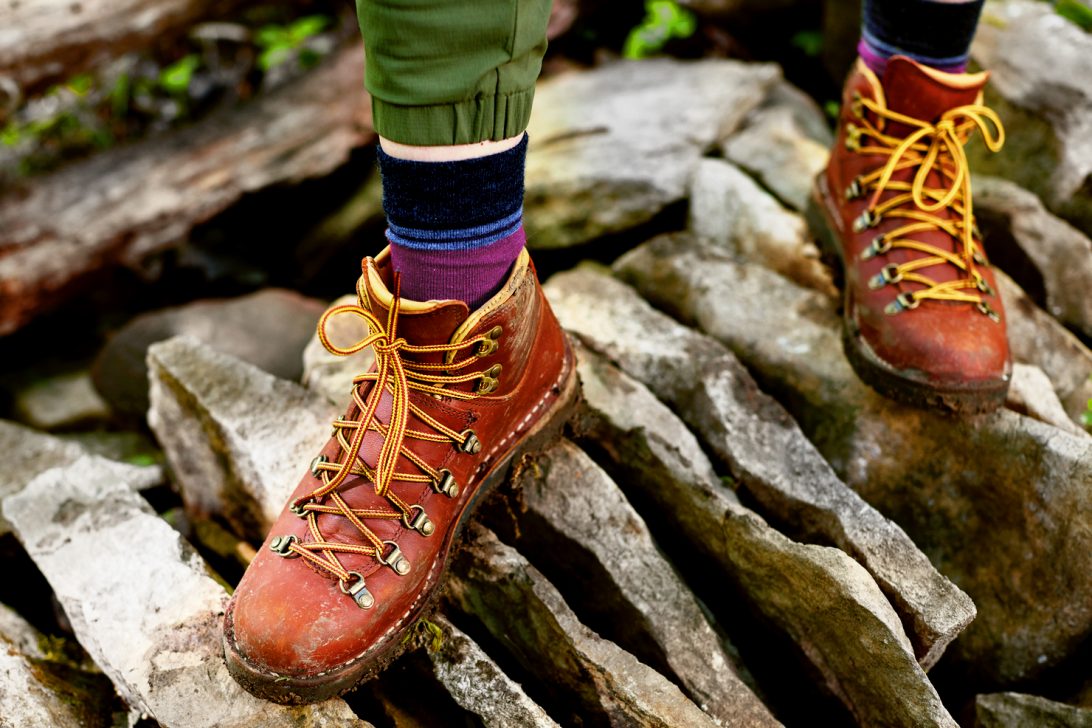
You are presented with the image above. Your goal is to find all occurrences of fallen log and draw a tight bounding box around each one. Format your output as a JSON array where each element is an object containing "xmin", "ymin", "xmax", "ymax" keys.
[{"xmin": 0, "ymin": 44, "xmax": 373, "ymax": 335}]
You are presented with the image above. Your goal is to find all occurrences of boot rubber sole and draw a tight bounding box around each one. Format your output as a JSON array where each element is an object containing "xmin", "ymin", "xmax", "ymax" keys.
[
  {"xmin": 222, "ymin": 335, "xmax": 582, "ymax": 704},
  {"xmin": 806, "ymin": 173, "xmax": 1008, "ymax": 415}
]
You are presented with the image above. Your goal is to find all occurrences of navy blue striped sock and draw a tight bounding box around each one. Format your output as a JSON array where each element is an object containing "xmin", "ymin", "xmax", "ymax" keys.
[
  {"xmin": 860, "ymin": 0, "xmax": 985, "ymax": 75},
  {"xmin": 376, "ymin": 136, "xmax": 527, "ymax": 309}
]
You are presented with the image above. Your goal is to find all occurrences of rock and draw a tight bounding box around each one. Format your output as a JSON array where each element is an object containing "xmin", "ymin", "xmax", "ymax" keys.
[
  {"xmin": 760, "ymin": 80, "xmax": 835, "ymax": 149},
  {"xmin": 720, "ymin": 507, "xmax": 957, "ymax": 727},
  {"xmin": 0, "ymin": 603, "xmax": 110, "ymax": 728},
  {"xmin": 447, "ymin": 524, "xmax": 721, "ymax": 728},
  {"xmin": 95, "ymin": 289, "xmax": 327, "ymax": 417},
  {"xmin": 720, "ymin": 105, "xmax": 831, "ymax": 212},
  {"xmin": 614, "ymin": 233, "xmax": 1092, "ymax": 684},
  {"xmin": 0, "ymin": 419, "xmax": 162, "ymax": 536},
  {"xmin": 995, "ymin": 269, "xmax": 1092, "ymax": 424},
  {"xmin": 0, "ymin": 46, "xmax": 373, "ymax": 335},
  {"xmin": 505, "ymin": 439, "xmax": 778, "ymax": 727},
  {"xmin": 573, "ymin": 348, "xmax": 960, "ymax": 726},
  {"xmin": 546, "ymin": 265, "xmax": 974, "ymax": 669},
  {"xmin": 424, "ymin": 615, "xmax": 560, "ymax": 728},
  {"xmin": 147, "ymin": 336, "xmax": 337, "ymax": 539},
  {"xmin": 688, "ymin": 158, "xmax": 834, "ymax": 294},
  {"xmin": 302, "ymin": 294, "xmax": 375, "ymax": 405},
  {"xmin": 974, "ymin": 175, "xmax": 1092, "ymax": 339},
  {"xmin": 13, "ymin": 371, "xmax": 112, "ymax": 430},
  {"xmin": 1, "ymin": 458, "xmax": 367, "ymax": 727},
  {"xmin": 525, "ymin": 58, "xmax": 780, "ymax": 249},
  {"xmin": 1006, "ymin": 363, "xmax": 1087, "ymax": 437},
  {"xmin": 976, "ymin": 692, "xmax": 1092, "ymax": 728},
  {"xmin": 971, "ymin": 1, "xmax": 1092, "ymax": 235}
]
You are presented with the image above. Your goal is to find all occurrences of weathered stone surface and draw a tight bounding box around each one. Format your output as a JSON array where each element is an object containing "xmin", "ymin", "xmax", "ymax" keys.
[
  {"xmin": 760, "ymin": 80, "xmax": 835, "ymax": 149},
  {"xmin": 147, "ymin": 336, "xmax": 336, "ymax": 539},
  {"xmin": 971, "ymin": 1, "xmax": 1092, "ymax": 234},
  {"xmin": 994, "ymin": 269, "xmax": 1092, "ymax": 423},
  {"xmin": 0, "ymin": 46, "xmax": 373, "ymax": 335},
  {"xmin": 975, "ymin": 175, "xmax": 1092, "ymax": 339},
  {"xmin": 0, "ymin": 603, "xmax": 105, "ymax": 728},
  {"xmin": 976, "ymin": 692, "xmax": 1092, "ymax": 728},
  {"xmin": 614, "ymin": 233, "xmax": 1092, "ymax": 683},
  {"xmin": 507, "ymin": 439, "xmax": 778, "ymax": 727},
  {"xmin": 1006, "ymin": 363, "xmax": 1086, "ymax": 437},
  {"xmin": 302, "ymin": 294, "xmax": 375, "ymax": 405},
  {"xmin": 525, "ymin": 58, "xmax": 779, "ymax": 249},
  {"xmin": 425, "ymin": 615, "xmax": 560, "ymax": 728},
  {"xmin": 448, "ymin": 524, "xmax": 720, "ymax": 728},
  {"xmin": 95, "ymin": 289, "xmax": 327, "ymax": 417},
  {"xmin": 571, "ymin": 349, "xmax": 963, "ymax": 727},
  {"xmin": 2, "ymin": 458, "xmax": 366, "ymax": 727},
  {"xmin": 689, "ymin": 158, "xmax": 833, "ymax": 295},
  {"xmin": 13, "ymin": 370, "xmax": 111, "ymax": 430},
  {"xmin": 546, "ymin": 265, "xmax": 973, "ymax": 669},
  {"xmin": 0, "ymin": 419, "xmax": 161, "ymax": 536},
  {"xmin": 721, "ymin": 105, "xmax": 831, "ymax": 212},
  {"xmin": 720, "ymin": 507, "xmax": 956, "ymax": 727}
]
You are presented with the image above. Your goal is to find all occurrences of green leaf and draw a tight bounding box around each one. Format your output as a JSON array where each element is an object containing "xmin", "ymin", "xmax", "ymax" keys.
[
  {"xmin": 160, "ymin": 54, "xmax": 200, "ymax": 95},
  {"xmin": 254, "ymin": 24, "xmax": 289, "ymax": 49},
  {"xmin": 288, "ymin": 15, "xmax": 329, "ymax": 44},
  {"xmin": 1055, "ymin": 0, "xmax": 1092, "ymax": 31},
  {"xmin": 66, "ymin": 74, "xmax": 94, "ymax": 96},
  {"xmin": 791, "ymin": 29, "xmax": 823, "ymax": 57},
  {"xmin": 623, "ymin": 0, "xmax": 697, "ymax": 59},
  {"xmin": 0, "ymin": 122, "xmax": 22, "ymax": 147},
  {"xmin": 259, "ymin": 45, "xmax": 291, "ymax": 72},
  {"xmin": 110, "ymin": 73, "xmax": 131, "ymax": 117}
]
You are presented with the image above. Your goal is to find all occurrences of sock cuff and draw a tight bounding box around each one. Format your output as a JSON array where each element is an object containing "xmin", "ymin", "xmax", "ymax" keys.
[
  {"xmin": 861, "ymin": 0, "xmax": 984, "ymax": 68},
  {"xmin": 376, "ymin": 135, "xmax": 527, "ymax": 231}
]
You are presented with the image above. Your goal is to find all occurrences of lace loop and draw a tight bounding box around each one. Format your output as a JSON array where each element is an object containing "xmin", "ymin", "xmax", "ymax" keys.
[{"xmin": 849, "ymin": 93, "xmax": 1005, "ymax": 316}]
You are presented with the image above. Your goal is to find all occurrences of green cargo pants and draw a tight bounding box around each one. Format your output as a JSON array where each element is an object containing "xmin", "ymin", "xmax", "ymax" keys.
[{"xmin": 356, "ymin": 0, "xmax": 552, "ymax": 146}]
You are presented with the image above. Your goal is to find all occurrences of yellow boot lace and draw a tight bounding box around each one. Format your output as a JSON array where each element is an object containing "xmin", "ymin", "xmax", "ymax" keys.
[
  {"xmin": 842, "ymin": 91, "xmax": 1005, "ymax": 319},
  {"xmin": 267, "ymin": 274, "xmax": 503, "ymax": 609}
]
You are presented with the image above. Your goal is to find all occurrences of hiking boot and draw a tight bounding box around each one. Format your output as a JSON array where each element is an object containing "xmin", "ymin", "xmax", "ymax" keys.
[
  {"xmin": 222, "ymin": 246, "xmax": 579, "ymax": 704},
  {"xmin": 808, "ymin": 55, "xmax": 1011, "ymax": 413}
]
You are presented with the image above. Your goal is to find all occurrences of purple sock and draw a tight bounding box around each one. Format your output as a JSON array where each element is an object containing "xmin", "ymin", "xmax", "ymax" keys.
[
  {"xmin": 377, "ymin": 135, "xmax": 527, "ymax": 310},
  {"xmin": 859, "ymin": 0, "xmax": 984, "ymax": 76}
]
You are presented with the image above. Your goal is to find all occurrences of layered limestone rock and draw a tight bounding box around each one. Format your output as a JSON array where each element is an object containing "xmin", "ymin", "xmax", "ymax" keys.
[
  {"xmin": 525, "ymin": 58, "xmax": 780, "ymax": 249},
  {"xmin": 545, "ymin": 266, "xmax": 975, "ymax": 669},
  {"xmin": 147, "ymin": 335, "xmax": 337, "ymax": 539},
  {"xmin": 2, "ymin": 458, "xmax": 367, "ymax": 728},
  {"xmin": 615, "ymin": 232, "xmax": 1092, "ymax": 683},
  {"xmin": 503, "ymin": 439, "xmax": 778, "ymax": 727}
]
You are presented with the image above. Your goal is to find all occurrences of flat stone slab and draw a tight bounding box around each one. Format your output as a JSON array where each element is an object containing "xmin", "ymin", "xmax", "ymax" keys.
[
  {"xmin": 573, "ymin": 345, "xmax": 958, "ymax": 727},
  {"xmin": 546, "ymin": 265, "xmax": 974, "ymax": 669},
  {"xmin": 976, "ymin": 692, "xmax": 1092, "ymax": 728},
  {"xmin": 0, "ymin": 419, "xmax": 162, "ymax": 536},
  {"xmin": 448, "ymin": 524, "xmax": 720, "ymax": 728},
  {"xmin": 425, "ymin": 615, "xmax": 560, "ymax": 728},
  {"xmin": 508, "ymin": 438, "xmax": 778, "ymax": 727},
  {"xmin": 2, "ymin": 457, "xmax": 367, "ymax": 727},
  {"xmin": 147, "ymin": 335, "xmax": 337, "ymax": 539},
  {"xmin": 525, "ymin": 58, "xmax": 779, "ymax": 249},
  {"xmin": 615, "ymin": 232, "xmax": 1092, "ymax": 683}
]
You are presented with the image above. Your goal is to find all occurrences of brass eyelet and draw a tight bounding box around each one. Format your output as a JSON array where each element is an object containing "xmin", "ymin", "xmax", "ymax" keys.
[
  {"xmin": 377, "ymin": 540, "xmax": 411, "ymax": 575},
  {"xmin": 977, "ymin": 301, "xmax": 1001, "ymax": 322},
  {"xmin": 860, "ymin": 234, "xmax": 890, "ymax": 260},
  {"xmin": 844, "ymin": 177, "xmax": 863, "ymax": 200},
  {"xmin": 853, "ymin": 209, "xmax": 880, "ymax": 232},
  {"xmin": 269, "ymin": 534, "xmax": 299, "ymax": 558},
  {"xmin": 869, "ymin": 263, "xmax": 903, "ymax": 290},
  {"xmin": 844, "ymin": 123, "xmax": 862, "ymax": 152},
  {"xmin": 884, "ymin": 291, "xmax": 920, "ymax": 315},
  {"xmin": 477, "ymin": 325, "xmax": 503, "ymax": 357},
  {"xmin": 459, "ymin": 429, "xmax": 482, "ymax": 454},
  {"xmin": 403, "ymin": 505, "xmax": 435, "ymax": 537},
  {"xmin": 851, "ymin": 91, "xmax": 864, "ymax": 119},
  {"xmin": 310, "ymin": 455, "xmax": 328, "ymax": 478},
  {"xmin": 331, "ymin": 415, "xmax": 346, "ymax": 439},
  {"xmin": 289, "ymin": 499, "xmax": 310, "ymax": 517},
  {"xmin": 477, "ymin": 363, "xmax": 503, "ymax": 394},
  {"xmin": 432, "ymin": 469, "xmax": 459, "ymax": 498},
  {"xmin": 339, "ymin": 571, "xmax": 375, "ymax": 609}
]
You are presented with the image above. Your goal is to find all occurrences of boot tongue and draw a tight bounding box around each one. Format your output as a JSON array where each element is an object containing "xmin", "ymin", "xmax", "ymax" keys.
[
  {"xmin": 881, "ymin": 56, "xmax": 987, "ymax": 132},
  {"xmin": 361, "ymin": 256, "xmax": 469, "ymax": 352}
]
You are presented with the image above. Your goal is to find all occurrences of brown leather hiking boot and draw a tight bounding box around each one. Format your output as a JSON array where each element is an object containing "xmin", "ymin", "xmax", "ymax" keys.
[
  {"xmin": 222, "ymin": 247, "xmax": 579, "ymax": 704},
  {"xmin": 808, "ymin": 56, "xmax": 1011, "ymax": 413}
]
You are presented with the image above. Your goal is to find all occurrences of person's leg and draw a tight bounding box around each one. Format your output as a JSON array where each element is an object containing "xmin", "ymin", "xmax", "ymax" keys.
[
  {"xmin": 360, "ymin": 0, "xmax": 550, "ymax": 308},
  {"xmin": 809, "ymin": 0, "xmax": 1010, "ymax": 413},
  {"xmin": 224, "ymin": 0, "xmax": 579, "ymax": 704},
  {"xmin": 858, "ymin": 0, "xmax": 985, "ymax": 75}
]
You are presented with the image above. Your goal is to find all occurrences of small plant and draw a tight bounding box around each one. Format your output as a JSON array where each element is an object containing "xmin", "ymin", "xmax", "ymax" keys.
[
  {"xmin": 623, "ymin": 0, "xmax": 697, "ymax": 59},
  {"xmin": 791, "ymin": 30, "xmax": 823, "ymax": 58},
  {"xmin": 255, "ymin": 15, "xmax": 330, "ymax": 72},
  {"xmin": 159, "ymin": 54, "xmax": 201, "ymax": 97}
]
